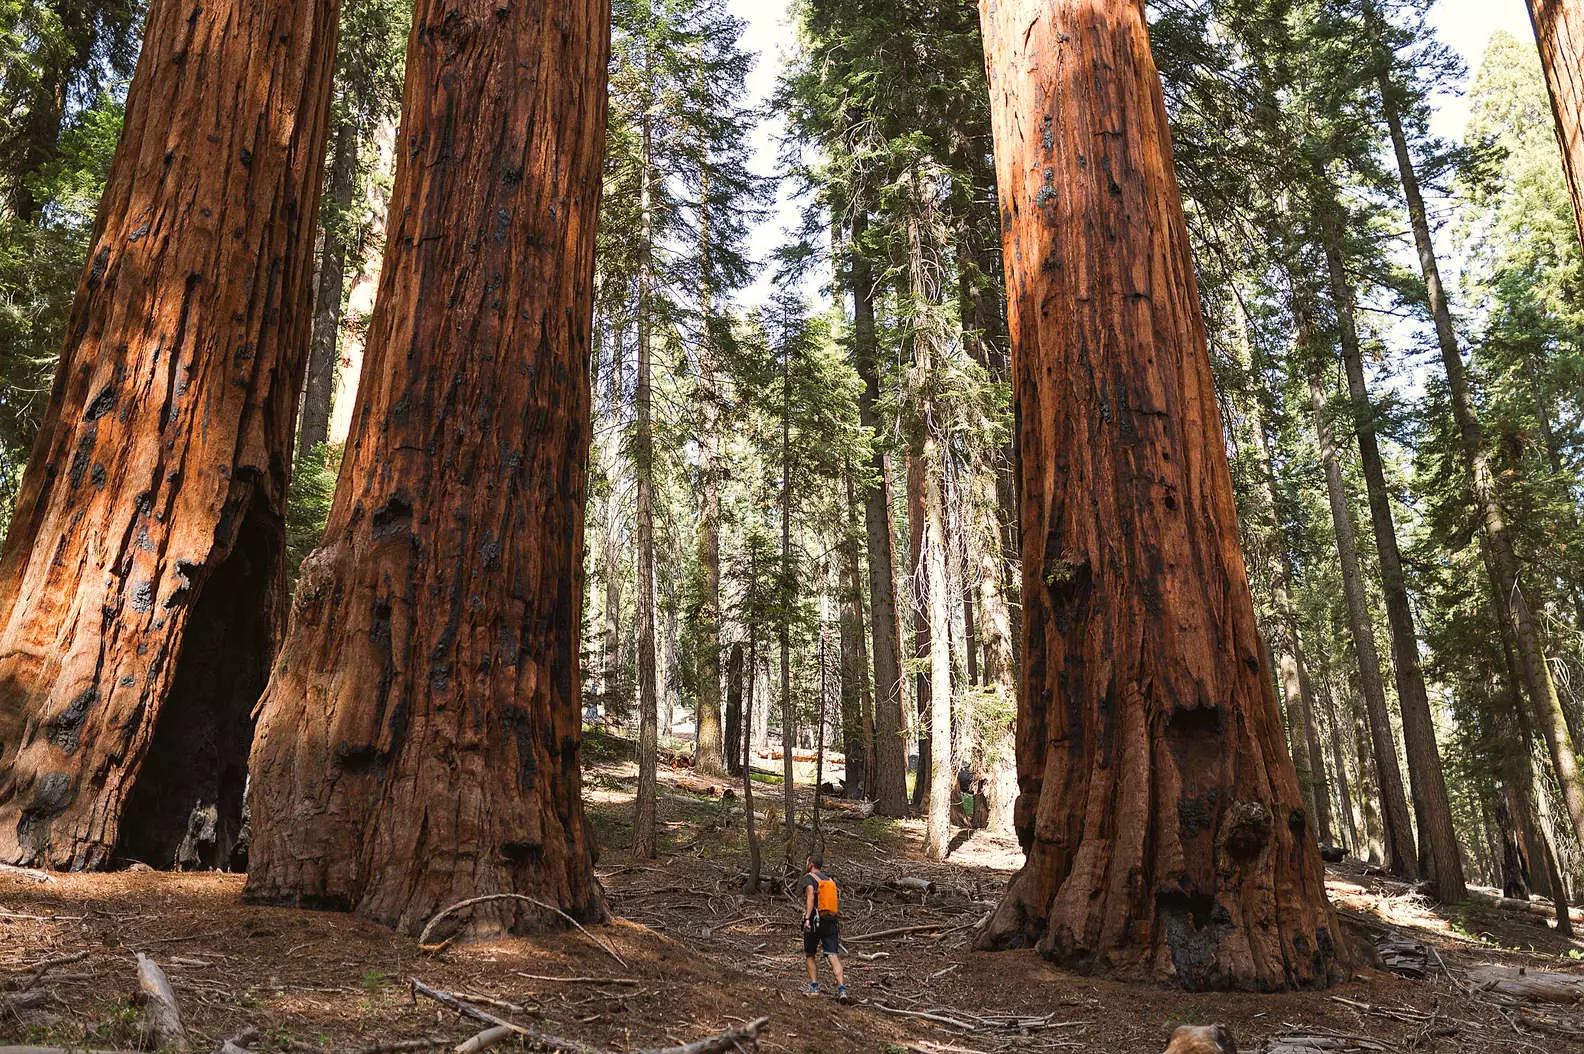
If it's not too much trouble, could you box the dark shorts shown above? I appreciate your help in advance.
[803,915,840,957]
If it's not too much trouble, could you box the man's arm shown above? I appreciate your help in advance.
[804,881,815,922]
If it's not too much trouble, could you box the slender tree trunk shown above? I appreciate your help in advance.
[1249,384,1331,847]
[300,118,358,453]
[243,0,610,935]
[602,318,624,728]
[780,343,796,839]
[743,632,761,895]
[1526,0,1584,248]
[662,573,678,737]
[960,227,1018,832]
[0,0,339,869]
[632,105,659,861]
[725,642,743,778]
[840,472,871,800]
[1488,549,1573,932]
[1352,698,1386,866]
[1317,679,1360,853]
[1304,363,1417,880]
[851,209,909,816]
[1380,72,1584,853]
[904,175,953,858]
[976,0,1343,988]
[694,171,725,777]
[1317,206,1465,901]
[907,451,931,811]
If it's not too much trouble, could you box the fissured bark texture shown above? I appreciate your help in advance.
[243,0,611,937]
[975,0,1344,990]
[1528,0,1584,246]
[0,0,339,869]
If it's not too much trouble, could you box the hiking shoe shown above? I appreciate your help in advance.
[802,983,820,997]
[836,985,849,999]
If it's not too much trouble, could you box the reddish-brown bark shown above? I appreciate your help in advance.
[243,0,610,937]
[1528,0,1584,247]
[0,0,339,869]
[976,0,1343,989]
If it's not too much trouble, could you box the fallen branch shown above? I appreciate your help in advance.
[346,1039,453,1054]
[135,953,188,1053]
[5,950,90,989]
[633,1017,770,1054]
[844,923,945,944]
[438,991,526,1015]
[867,1002,976,1031]
[0,863,54,883]
[418,895,626,968]
[410,977,596,1054]
[513,974,640,986]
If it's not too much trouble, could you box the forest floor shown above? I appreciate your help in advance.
[4,734,1584,1054]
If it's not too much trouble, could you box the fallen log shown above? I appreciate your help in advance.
[1467,890,1584,925]
[673,776,736,799]
[817,796,874,819]
[1467,965,1584,1004]
[454,1027,517,1054]
[844,923,945,943]
[135,953,188,1054]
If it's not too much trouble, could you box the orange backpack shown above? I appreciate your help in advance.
[813,875,839,916]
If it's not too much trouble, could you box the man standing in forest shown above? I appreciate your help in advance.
[799,854,847,999]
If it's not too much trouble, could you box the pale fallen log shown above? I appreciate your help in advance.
[1466,890,1584,925]
[844,923,945,943]
[135,953,188,1054]
[1467,964,1584,1004]
[454,1027,517,1054]
[0,863,54,883]
[890,876,933,894]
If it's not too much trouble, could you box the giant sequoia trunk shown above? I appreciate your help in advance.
[1527,0,1584,248]
[0,0,338,869]
[976,0,1343,989]
[243,0,610,937]
[851,209,910,816]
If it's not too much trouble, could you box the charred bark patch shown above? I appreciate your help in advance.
[45,688,97,753]
[1157,888,1236,991]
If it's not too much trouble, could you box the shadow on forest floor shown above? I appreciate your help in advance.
[2,731,1582,1053]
